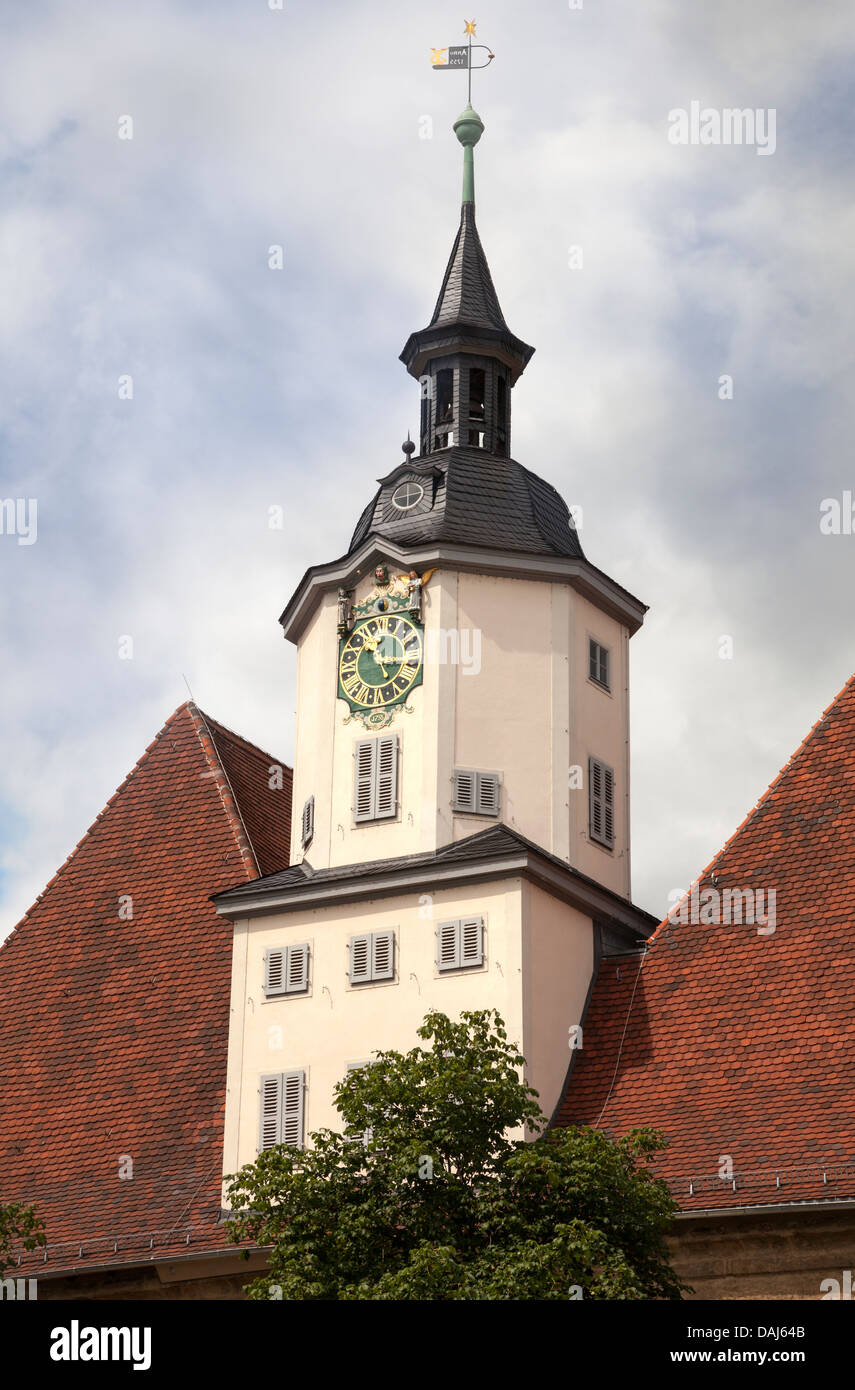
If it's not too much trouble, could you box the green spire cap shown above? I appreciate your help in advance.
[453,103,484,205]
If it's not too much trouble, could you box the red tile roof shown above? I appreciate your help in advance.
[0,702,291,1276]
[203,711,292,877]
[556,672,855,1211]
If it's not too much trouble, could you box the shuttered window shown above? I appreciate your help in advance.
[264,944,309,997]
[437,917,484,971]
[354,735,399,823]
[452,769,500,817]
[258,1069,305,1151]
[349,930,395,985]
[589,756,615,849]
[589,639,610,690]
[286,944,309,993]
[301,795,314,848]
[344,1060,378,1147]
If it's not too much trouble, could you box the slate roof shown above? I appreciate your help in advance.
[215,822,658,946]
[205,714,291,877]
[0,702,291,1277]
[555,671,855,1211]
[218,822,533,899]
[348,447,584,559]
[399,202,534,382]
[430,202,509,334]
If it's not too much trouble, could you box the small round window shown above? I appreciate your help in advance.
[391,481,424,511]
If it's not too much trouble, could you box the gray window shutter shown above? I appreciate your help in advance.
[600,646,610,688]
[589,756,603,842]
[259,1073,282,1150]
[589,638,598,682]
[264,948,286,997]
[589,757,615,848]
[345,1062,375,1147]
[301,796,314,848]
[281,1070,305,1148]
[354,740,376,822]
[286,943,309,993]
[452,769,476,813]
[475,772,500,817]
[461,916,484,966]
[350,933,371,984]
[374,735,398,819]
[603,765,615,846]
[437,919,460,970]
[371,930,395,981]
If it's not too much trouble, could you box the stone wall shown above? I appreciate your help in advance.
[670,1205,855,1300]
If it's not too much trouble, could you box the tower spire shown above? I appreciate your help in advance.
[401,25,533,457]
[453,103,484,205]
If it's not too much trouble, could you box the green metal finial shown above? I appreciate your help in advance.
[453,103,484,205]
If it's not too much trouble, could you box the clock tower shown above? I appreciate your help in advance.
[216,101,655,1173]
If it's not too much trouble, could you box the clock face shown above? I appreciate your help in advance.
[338,613,423,712]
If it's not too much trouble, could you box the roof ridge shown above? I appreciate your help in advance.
[0,701,281,952]
[429,202,509,333]
[198,708,292,773]
[186,705,260,880]
[0,703,196,948]
[647,668,855,949]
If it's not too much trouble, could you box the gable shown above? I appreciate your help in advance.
[0,702,291,1275]
[555,672,855,1211]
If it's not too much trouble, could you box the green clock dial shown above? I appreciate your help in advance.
[338,614,423,712]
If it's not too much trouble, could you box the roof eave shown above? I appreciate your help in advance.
[279,537,647,644]
[674,1197,855,1220]
[399,324,535,384]
[214,841,656,941]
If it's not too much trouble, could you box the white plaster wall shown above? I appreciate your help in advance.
[289,569,632,897]
[290,569,444,870]
[222,879,525,1178]
[289,593,336,866]
[521,881,595,1126]
[451,573,630,895]
[569,594,631,899]
[453,572,552,847]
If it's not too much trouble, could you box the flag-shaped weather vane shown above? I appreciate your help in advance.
[431,20,494,104]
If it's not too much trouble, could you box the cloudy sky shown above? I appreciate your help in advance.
[1,0,853,938]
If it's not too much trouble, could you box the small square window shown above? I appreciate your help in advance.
[437,917,484,971]
[452,769,500,817]
[349,931,395,985]
[265,944,310,997]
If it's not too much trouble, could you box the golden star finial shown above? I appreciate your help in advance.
[464,20,477,37]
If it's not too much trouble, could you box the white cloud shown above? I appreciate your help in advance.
[1,0,854,935]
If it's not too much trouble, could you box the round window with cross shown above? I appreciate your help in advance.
[391,481,424,511]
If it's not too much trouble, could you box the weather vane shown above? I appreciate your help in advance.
[430,20,495,104]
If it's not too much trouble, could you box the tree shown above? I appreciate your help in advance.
[225,1009,686,1300]
[0,1200,45,1275]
